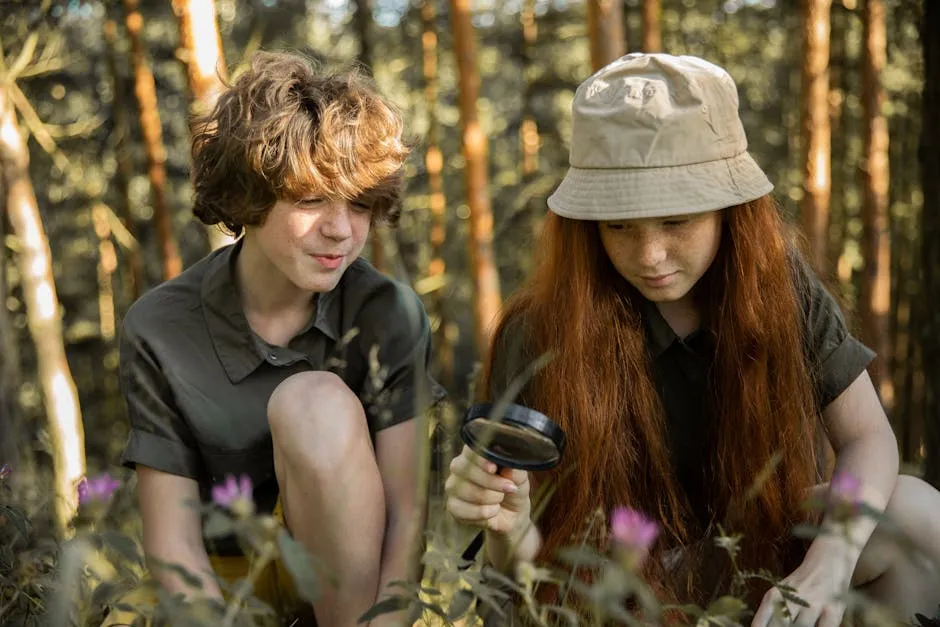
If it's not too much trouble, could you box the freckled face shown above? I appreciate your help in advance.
[598,211,723,303]
[248,195,373,293]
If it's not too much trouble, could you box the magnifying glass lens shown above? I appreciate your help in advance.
[463,417,561,469]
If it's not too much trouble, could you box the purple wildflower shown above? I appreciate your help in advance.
[610,507,660,569]
[77,473,121,504]
[211,474,254,517]
[0,464,10,480]
[826,470,862,519]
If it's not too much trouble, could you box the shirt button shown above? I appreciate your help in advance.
[269,353,279,363]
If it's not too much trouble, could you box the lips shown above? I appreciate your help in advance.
[311,254,345,270]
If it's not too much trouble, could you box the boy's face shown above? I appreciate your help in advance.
[599,210,723,304]
[249,194,373,293]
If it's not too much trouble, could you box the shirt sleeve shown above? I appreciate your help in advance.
[358,282,446,431]
[119,317,203,479]
[793,256,877,410]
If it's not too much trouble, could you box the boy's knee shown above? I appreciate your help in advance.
[268,371,370,468]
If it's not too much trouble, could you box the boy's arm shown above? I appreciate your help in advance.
[371,418,425,625]
[137,466,222,600]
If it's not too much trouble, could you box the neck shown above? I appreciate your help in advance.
[236,237,314,318]
[655,295,701,339]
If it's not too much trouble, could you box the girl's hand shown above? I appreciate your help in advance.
[445,445,531,535]
[751,540,856,627]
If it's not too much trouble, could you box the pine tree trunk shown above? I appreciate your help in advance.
[799,0,832,273]
[125,0,183,281]
[587,0,625,71]
[642,0,661,52]
[421,0,452,388]
[859,0,892,410]
[520,0,539,178]
[448,0,502,355]
[171,0,236,251]
[920,0,940,489]
[0,88,86,536]
[103,15,145,301]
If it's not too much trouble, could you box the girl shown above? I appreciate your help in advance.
[446,53,940,626]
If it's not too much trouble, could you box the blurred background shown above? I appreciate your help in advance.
[0,0,935,556]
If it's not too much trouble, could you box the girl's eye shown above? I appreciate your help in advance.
[663,219,690,227]
[352,201,373,213]
[606,223,627,231]
[298,197,325,206]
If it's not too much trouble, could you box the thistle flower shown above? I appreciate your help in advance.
[77,473,121,504]
[610,507,659,570]
[212,474,254,518]
[826,470,863,520]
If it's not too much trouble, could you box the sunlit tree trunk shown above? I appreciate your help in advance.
[92,204,118,342]
[920,0,940,489]
[448,0,502,355]
[125,0,183,281]
[171,0,236,251]
[859,0,891,410]
[587,0,625,71]
[642,0,661,52]
[421,0,452,387]
[799,0,832,273]
[520,0,539,179]
[0,88,86,536]
[103,15,144,302]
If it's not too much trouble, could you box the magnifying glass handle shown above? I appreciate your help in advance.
[459,463,504,567]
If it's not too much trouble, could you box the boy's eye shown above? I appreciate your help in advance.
[352,201,373,213]
[298,197,325,206]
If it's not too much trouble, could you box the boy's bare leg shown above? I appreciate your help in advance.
[852,475,940,617]
[269,371,386,626]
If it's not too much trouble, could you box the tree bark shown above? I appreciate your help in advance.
[448,0,502,356]
[642,0,661,52]
[0,87,86,536]
[799,0,832,273]
[422,0,452,387]
[103,15,145,302]
[521,0,539,178]
[587,0,625,72]
[920,0,940,489]
[171,0,236,251]
[859,0,892,410]
[125,0,183,281]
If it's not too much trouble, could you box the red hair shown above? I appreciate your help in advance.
[482,195,819,609]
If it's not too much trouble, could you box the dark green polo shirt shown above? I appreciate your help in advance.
[119,241,445,528]
[488,256,875,529]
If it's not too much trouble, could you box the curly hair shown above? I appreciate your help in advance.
[190,51,409,236]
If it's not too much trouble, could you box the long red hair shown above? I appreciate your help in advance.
[482,195,820,607]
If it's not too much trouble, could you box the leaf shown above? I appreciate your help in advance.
[447,588,475,621]
[1,505,29,540]
[555,545,608,569]
[276,530,320,604]
[202,510,235,539]
[148,557,204,590]
[790,524,821,540]
[357,595,411,623]
[706,596,747,619]
[100,530,142,565]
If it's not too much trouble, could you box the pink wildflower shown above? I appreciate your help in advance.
[0,464,10,480]
[212,474,254,517]
[610,507,659,569]
[77,473,121,504]
[829,470,861,504]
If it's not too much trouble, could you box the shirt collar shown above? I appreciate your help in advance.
[200,240,342,383]
[641,298,679,359]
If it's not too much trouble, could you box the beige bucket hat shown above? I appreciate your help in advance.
[547,53,773,221]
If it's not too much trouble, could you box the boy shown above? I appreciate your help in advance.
[116,50,443,626]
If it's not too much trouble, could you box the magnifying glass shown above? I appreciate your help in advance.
[458,402,566,564]
[460,402,566,471]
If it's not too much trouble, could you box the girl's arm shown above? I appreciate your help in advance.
[812,369,899,561]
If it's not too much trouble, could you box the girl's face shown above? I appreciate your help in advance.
[599,211,723,304]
